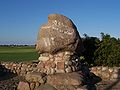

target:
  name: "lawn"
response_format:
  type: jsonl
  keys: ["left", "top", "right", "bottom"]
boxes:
{"left": 0, "top": 46, "right": 39, "bottom": 62}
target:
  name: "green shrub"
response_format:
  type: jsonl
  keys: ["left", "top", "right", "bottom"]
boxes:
{"left": 82, "top": 34, "right": 99, "bottom": 66}
{"left": 94, "top": 33, "right": 120, "bottom": 66}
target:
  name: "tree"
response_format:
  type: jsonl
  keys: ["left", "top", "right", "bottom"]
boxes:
{"left": 82, "top": 34, "right": 100, "bottom": 66}
{"left": 94, "top": 33, "right": 120, "bottom": 66}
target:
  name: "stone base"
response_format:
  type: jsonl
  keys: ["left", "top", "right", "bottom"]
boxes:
{"left": 18, "top": 72, "right": 86, "bottom": 90}
{"left": 37, "top": 51, "right": 82, "bottom": 74}
{"left": 18, "top": 71, "right": 102, "bottom": 90}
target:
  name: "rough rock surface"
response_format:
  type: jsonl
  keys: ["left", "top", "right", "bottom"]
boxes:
{"left": 17, "top": 81, "right": 30, "bottom": 90}
{"left": 25, "top": 72, "right": 47, "bottom": 84}
{"left": 35, "top": 84, "right": 57, "bottom": 90}
{"left": 36, "top": 14, "right": 84, "bottom": 55}
{"left": 47, "top": 72, "right": 85, "bottom": 86}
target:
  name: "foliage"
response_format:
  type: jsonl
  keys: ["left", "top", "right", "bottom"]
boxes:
{"left": 94, "top": 33, "right": 120, "bottom": 66}
{"left": 82, "top": 34, "right": 100, "bottom": 66}
{"left": 82, "top": 33, "right": 120, "bottom": 67}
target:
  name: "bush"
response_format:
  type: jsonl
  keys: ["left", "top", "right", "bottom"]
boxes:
{"left": 82, "top": 33, "right": 120, "bottom": 67}
{"left": 94, "top": 33, "right": 120, "bottom": 66}
{"left": 82, "top": 34, "right": 100, "bottom": 66}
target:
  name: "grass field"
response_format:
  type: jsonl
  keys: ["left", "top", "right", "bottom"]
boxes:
{"left": 0, "top": 46, "right": 39, "bottom": 62}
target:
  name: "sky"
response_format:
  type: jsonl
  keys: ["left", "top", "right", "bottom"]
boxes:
{"left": 0, "top": 0, "right": 120, "bottom": 45}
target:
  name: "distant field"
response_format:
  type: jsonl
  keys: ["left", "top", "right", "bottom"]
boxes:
{"left": 0, "top": 46, "right": 39, "bottom": 62}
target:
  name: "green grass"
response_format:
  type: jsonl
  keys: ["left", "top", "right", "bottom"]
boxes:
{"left": 0, "top": 46, "right": 39, "bottom": 62}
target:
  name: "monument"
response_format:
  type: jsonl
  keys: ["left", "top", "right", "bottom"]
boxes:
{"left": 17, "top": 14, "right": 101, "bottom": 90}
{"left": 36, "top": 14, "right": 84, "bottom": 74}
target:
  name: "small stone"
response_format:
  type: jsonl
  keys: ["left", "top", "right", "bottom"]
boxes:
{"left": 50, "top": 68, "right": 55, "bottom": 74}
{"left": 20, "top": 70, "right": 27, "bottom": 75}
{"left": 16, "top": 69, "right": 21, "bottom": 75}
{"left": 28, "top": 68, "right": 33, "bottom": 71}
{"left": 35, "top": 82, "right": 40, "bottom": 88}
{"left": 13, "top": 70, "right": 16, "bottom": 73}
{"left": 97, "top": 70, "right": 102, "bottom": 77}
{"left": 27, "top": 72, "right": 31, "bottom": 74}
{"left": 10, "top": 62, "right": 13, "bottom": 66}
{"left": 30, "top": 83, "right": 35, "bottom": 90}
{"left": 41, "top": 69, "right": 46, "bottom": 74}
{"left": 44, "top": 61, "right": 54, "bottom": 69}
{"left": 68, "top": 61, "right": 72, "bottom": 66}
{"left": 108, "top": 68, "right": 113, "bottom": 73}
{"left": 22, "top": 64, "right": 27, "bottom": 68}
{"left": 32, "top": 63, "right": 37, "bottom": 67}
{"left": 37, "top": 69, "right": 41, "bottom": 72}
{"left": 51, "top": 63, "right": 56, "bottom": 68}
{"left": 26, "top": 68, "right": 29, "bottom": 72}
{"left": 63, "top": 55, "right": 71, "bottom": 61}
{"left": 65, "top": 51, "right": 71, "bottom": 55}
{"left": 50, "top": 58, "right": 54, "bottom": 61}
{"left": 57, "top": 62, "right": 65, "bottom": 70}
{"left": 65, "top": 66, "right": 72, "bottom": 73}
{"left": 102, "top": 71, "right": 110, "bottom": 79}
{"left": 71, "top": 66, "right": 76, "bottom": 72}
{"left": 38, "top": 56, "right": 50, "bottom": 61}
{"left": 56, "top": 69, "right": 65, "bottom": 73}
{"left": 65, "top": 60, "right": 69, "bottom": 65}
{"left": 37, "top": 62, "right": 45, "bottom": 68}
{"left": 28, "top": 65, "right": 31, "bottom": 68}
{"left": 55, "top": 57, "right": 63, "bottom": 61}
{"left": 17, "top": 81, "right": 30, "bottom": 90}
{"left": 113, "top": 68, "right": 119, "bottom": 73}
{"left": 13, "top": 63, "right": 17, "bottom": 67}
{"left": 46, "top": 68, "right": 51, "bottom": 74}
{"left": 41, "top": 53, "right": 49, "bottom": 57}
{"left": 32, "top": 68, "right": 36, "bottom": 71}
{"left": 38, "top": 76, "right": 47, "bottom": 84}
{"left": 49, "top": 54, "right": 54, "bottom": 58}
{"left": 112, "top": 73, "right": 119, "bottom": 79}
{"left": 97, "top": 66, "right": 102, "bottom": 70}
{"left": 91, "top": 67, "right": 97, "bottom": 71}
{"left": 75, "top": 58, "right": 79, "bottom": 62}
{"left": 57, "top": 52, "right": 64, "bottom": 57}
{"left": 102, "top": 67, "right": 108, "bottom": 71}
{"left": 21, "top": 67, "right": 26, "bottom": 71}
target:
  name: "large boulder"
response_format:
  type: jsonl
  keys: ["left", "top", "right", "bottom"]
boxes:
{"left": 35, "top": 84, "right": 57, "bottom": 90}
{"left": 47, "top": 72, "right": 85, "bottom": 86}
{"left": 25, "top": 72, "right": 47, "bottom": 84}
{"left": 36, "top": 14, "right": 84, "bottom": 56}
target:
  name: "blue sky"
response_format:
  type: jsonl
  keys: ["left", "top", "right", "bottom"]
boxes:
{"left": 0, "top": 0, "right": 120, "bottom": 44}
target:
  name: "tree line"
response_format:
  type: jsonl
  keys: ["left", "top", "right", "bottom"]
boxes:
{"left": 0, "top": 44, "right": 35, "bottom": 47}
{"left": 82, "top": 32, "right": 120, "bottom": 67}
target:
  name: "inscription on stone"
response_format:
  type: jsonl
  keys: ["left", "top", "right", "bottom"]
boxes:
{"left": 36, "top": 14, "right": 84, "bottom": 55}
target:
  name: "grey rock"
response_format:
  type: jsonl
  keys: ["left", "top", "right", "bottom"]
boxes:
{"left": 35, "top": 84, "right": 57, "bottom": 90}
{"left": 17, "top": 81, "right": 30, "bottom": 90}
{"left": 36, "top": 14, "right": 84, "bottom": 56}
{"left": 25, "top": 72, "right": 46, "bottom": 83}
{"left": 47, "top": 72, "right": 85, "bottom": 86}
